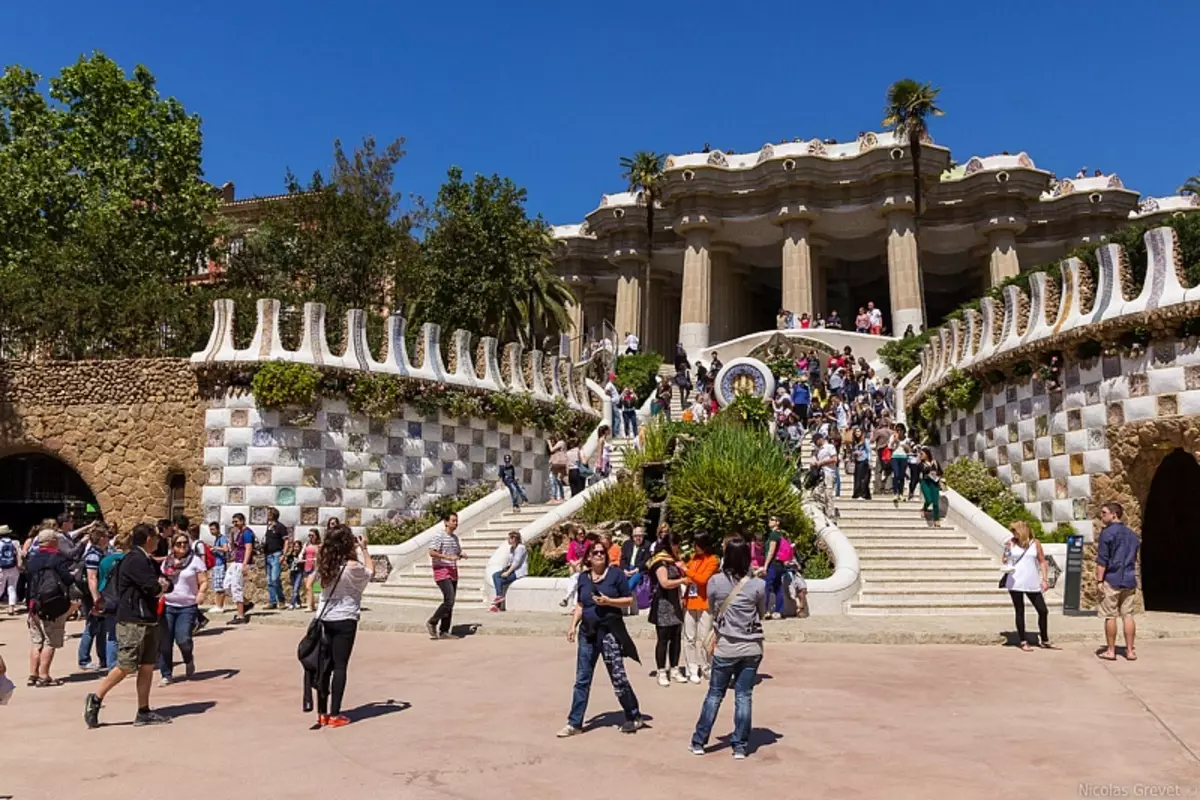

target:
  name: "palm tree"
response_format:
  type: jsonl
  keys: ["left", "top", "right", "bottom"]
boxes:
{"left": 619, "top": 151, "right": 666, "bottom": 347}
{"left": 1180, "top": 174, "right": 1200, "bottom": 196}
{"left": 506, "top": 229, "right": 574, "bottom": 349}
{"left": 882, "top": 79, "right": 944, "bottom": 224}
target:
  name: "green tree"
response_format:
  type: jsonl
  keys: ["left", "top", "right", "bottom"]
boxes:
{"left": 0, "top": 53, "right": 219, "bottom": 358}
{"left": 618, "top": 151, "right": 666, "bottom": 344}
{"left": 1180, "top": 174, "right": 1200, "bottom": 196}
{"left": 223, "top": 136, "right": 422, "bottom": 349}
{"left": 415, "top": 167, "right": 571, "bottom": 347}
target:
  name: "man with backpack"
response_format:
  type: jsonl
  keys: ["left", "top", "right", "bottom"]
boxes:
{"left": 0, "top": 524, "right": 22, "bottom": 615}
{"left": 77, "top": 527, "right": 112, "bottom": 672}
{"left": 26, "top": 528, "right": 76, "bottom": 687}
{"left": 226, "top": 513, "right": 255, "bottom": 625}
{"left": 85, "top": 523, "right": 173, "bottom": 728}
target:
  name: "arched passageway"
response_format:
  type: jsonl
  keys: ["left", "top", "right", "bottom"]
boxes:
{"left": 0, "top": 452, "right": 100, "bottom": 540}
{"left": 1141, "top": 448, "right": 1200, "bottom": 613}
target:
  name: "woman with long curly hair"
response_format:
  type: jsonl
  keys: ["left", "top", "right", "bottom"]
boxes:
{"left": 312, "top": 525, "right": 373, "bottom": 727}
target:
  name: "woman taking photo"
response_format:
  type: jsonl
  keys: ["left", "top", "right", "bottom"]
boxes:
{"left": 158, "top": 532, "right": 209, "bottom": 686}
{"left": 917, "top": 447, "right": 943, "bottom": 527}
{"left": 1003, "top": 521, "right": 1054, "bottom": 651}
{"left": 647, "top": 533, "right": 690, "bottom": 687}
{"left": 312, "top": 525, "right": 373, "bottom": 727}
{"left": 559, "top": 542, "right": 643, "bottom": 737}
{"left": 690, "top": 537, "right": 767, "bottom": 759}
{"left": 888, "top": 423, "right": 910, "bottom": 503}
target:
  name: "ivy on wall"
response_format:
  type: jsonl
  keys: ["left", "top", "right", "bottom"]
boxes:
{"left": 233, "top": 361, "right": 596, "bottom": 439}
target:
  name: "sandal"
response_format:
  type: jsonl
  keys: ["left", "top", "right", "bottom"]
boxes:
{"left": 1019, "top": 642, "right": 1033, "bottom": 652}
{"left": 26, "top": 675, "right": 38, "bottom": 687}
{"left": 1096, "top": 652, "right": 1117, "bottom": 662}
{"left": 34, "top": 677, "right": 64, "bottom": 687}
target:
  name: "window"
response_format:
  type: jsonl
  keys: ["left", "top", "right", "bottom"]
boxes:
{"left": 167, "top": 473, "right": 186, "bottom": 522}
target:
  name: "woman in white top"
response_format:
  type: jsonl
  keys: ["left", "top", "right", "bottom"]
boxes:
{"left": 158, "top": 532, "right": 209, "bottom": 685}
{"left": 1003, "top": 521, "right": 1053, "bottom": 651}
{"left": 313, "top": 525, "right": 374, "bottom": 727}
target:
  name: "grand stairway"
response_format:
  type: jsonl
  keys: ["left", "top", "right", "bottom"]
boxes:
{"left": 365, "top": 503, "right": 557, "bottom": 607}
{"left": 836, "top": 497, "right": 1009, "bottom": 615}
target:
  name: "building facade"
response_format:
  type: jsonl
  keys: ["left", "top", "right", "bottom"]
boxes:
{"left": 552, "top": 132, "right": 1200, "bottom": 358}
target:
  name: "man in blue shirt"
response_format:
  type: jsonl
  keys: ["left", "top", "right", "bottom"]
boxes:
{"left": 1095, "top": 502, "right": 1140, "bottom": 661}
{"left": 790, "top": 376, "right": 811, "bottom": 427}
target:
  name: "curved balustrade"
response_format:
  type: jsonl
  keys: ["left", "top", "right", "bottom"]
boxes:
{"left": 913, "top": 225, "right": 1198, "bottom": 402}
{"left": 190, "top": 298, "right": 599, "bottom": 416}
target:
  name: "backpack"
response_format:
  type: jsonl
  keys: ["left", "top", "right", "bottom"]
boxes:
{"left": 195, "top": 541, "right": 216, "bottom": 570}
{"left": 30, "top": 563, "right": 71, "bottom": 620}
{"left": 100, "top": 554, "right": 125, "bottom": 614}
{"left": 777, "top": 537, "right": 795, "bottom": 564}
{"left": 0, "top": 538, "right": 16, "bottom": 569}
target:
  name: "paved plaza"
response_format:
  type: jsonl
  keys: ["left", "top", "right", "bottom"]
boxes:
{"left": 3, "top": 616, "right": 1199, "bottom": 799}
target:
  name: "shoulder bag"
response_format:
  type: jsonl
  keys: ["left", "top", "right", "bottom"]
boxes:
{"left": 998, "top": 541, "right": 1031, "bottom": 589}
{"left": 298, "top": 565, "right": 343, "bottom": 668}
{"left": 702, "top": 576, "right": 750, "bottom": 659}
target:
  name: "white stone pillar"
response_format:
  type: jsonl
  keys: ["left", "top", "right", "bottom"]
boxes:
{"left": 566, "top": 285, "right": 586, "bottom": 361}
{"left": 885, "top": 208, "right": 925, "bottom": 334}
{"left": 613, "top": 261, "right": 641, "bottom": 345}
{"left": 780, "top": 218, "right": 815, "bottom": 319}
{"left": 679, "top": 227, "right": 712, "bottom": 357}
{"left": 987, "top": 229, "right": 1021, "bottom": 286}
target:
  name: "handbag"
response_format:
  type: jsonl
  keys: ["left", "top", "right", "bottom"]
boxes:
{"left": 880, "top": 446, "right": 892, "bottom": 464}
{"left": 998, "top": 541, "right": 1031, "bottom": 589}
{"left": 703, "top": 576, "right": 750, "bottom": 658}
{"left": 298, "top": 566, "right": 343, "bottom": 673}
{"left": 634, "top": 576, "right": 653, "bottom": 610}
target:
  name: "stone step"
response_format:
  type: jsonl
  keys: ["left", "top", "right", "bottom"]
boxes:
{"left": 365, "top": 584, "right": 470, "bottom": 604}
{"left": 858, "top": 590, "right": 1011, "bottom": 605}
{"left": 835, "top": 510, "right": 942, "bottom": 522}
{"left": 837, "top": 520, "right": 958, "bottom": 531}
{"left": 409, "top": 561, "right": 490, "bottom": 576}
{"left": 863, "top": 577, "right": 1003, "bottom": 591}
{"left": 855, "top": 557, "right": 997, "bottom": 570}
{"left": 842, "top": 535, "right": 974, "bottom": 546}
{"left": 863, "top": 567, "right": 1000, "bottom": 579}
{"left": 854, "top": 547, "right": 991, "bottom": 559}
{"left": 851, "top": 541, "right": 981, "bottom": 552}
{"left": 847, "top": 603, "right": 1011, "bottom": 616}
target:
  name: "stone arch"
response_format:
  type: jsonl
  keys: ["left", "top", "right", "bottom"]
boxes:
{"left": 1087, "top": 417, "right": 1200, "bottom": 612}
{"left": 0, "top": 449, "right": 100, "bottom": 536}
{"left": 1142, "top": 449, "right": 1200, "bottom": 612}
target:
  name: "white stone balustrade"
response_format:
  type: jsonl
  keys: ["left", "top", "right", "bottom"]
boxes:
{"left": 914, "top": 225, "right": 1195, "bottom": 399}
{"left": 190, "top": 298, "right": 599, "bottom": 416}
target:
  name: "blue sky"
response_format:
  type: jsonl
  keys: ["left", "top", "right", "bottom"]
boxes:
{"left": 3, "top": 0, "right": 1198, "bottom": 226}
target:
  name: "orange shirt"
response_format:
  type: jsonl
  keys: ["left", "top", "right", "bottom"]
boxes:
{"left": 683, "top": 554, "right": 720, "bottom": 611}
{"left": 608, "top": 543, "right": 622, "bottom": 568}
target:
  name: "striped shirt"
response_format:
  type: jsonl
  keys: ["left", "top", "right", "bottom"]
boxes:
{"left": 430, "top": 531, "right": 462, "bottom": 582}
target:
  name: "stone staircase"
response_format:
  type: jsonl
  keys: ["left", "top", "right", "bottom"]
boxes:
{"left": 836, "top": 497, "right": 1010, "bottom": 616}
{"left": 365, "top": 503, "right": 557, "bottom": 607}
{"left": 655, "top": 364, "right": 691, "bottom": 419}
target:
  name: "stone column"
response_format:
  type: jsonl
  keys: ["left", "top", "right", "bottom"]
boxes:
{"left": 811, "top": 243, "right": 826, "bottom": 319}
{"left": 566, "top": 285, "right": 586, "bottom": 361}
{"left": 730, "top": 263, "right": 751, "bottom": 338}
{"left": 613, "top": 260, "right": 641, "bottom": 345}
{"left": 885, "top": 208, "right": 925, "bottom": 334}
{"left": 780, "top": 218, "right": 815, "bottom": 318}
{"left": 679, "top": 227, "right": 713, "bottom": 358}
{"left": 987, "top": 229, "right": 1021, "bottom": 286}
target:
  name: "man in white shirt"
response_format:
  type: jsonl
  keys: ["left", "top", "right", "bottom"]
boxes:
{"left": 867, "top": 301, "right": 883, "bottom": 335}
{"left": 811, "top": 431, "right": 839, "bottom": 519}
{"left": 624, "top": 331, "right": 639, "bottom": 355}
{"left": 490, "top": 531, "right": 528, "bottom": 612}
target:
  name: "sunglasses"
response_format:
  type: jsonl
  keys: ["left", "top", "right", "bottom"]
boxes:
{"left": 589, "top": 550, "right": 606, "bottom": 556}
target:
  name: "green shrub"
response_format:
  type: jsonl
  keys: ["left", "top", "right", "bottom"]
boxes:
{"left": 668, "top": 422, "right": 807, "bottom": 544}
{"left": 919, "top": 394, "right": 943, "bottom": 422}
{"left": 878, "top": 334, "right": 931, "bottom": 377}
{"left": 251, "top": 361, "right": 323, "bottom": 409}
{"left": 723, "top": 394, "right": 773, "bottom": 429}
{"left": 765, "top": 354, "right": 795, "bottom": 380}
{"left": 943, "top": 458, "right": 1045, "bottom": 539}
{"left": 574, "top": 478, "right": 648, "bottom": 525}
{"left": 1041, "top": 522, "right": 1075, "bottom": 544}
{"left": 527, "top": 544, "right": 569, "bottom": 578}
{"left": 943, "top": 369, "right": 981, "bottom": 412}
{"left": 614, "top": 352, "right": 664, "bottom": 400}
{"left": 801, "top": 548, "right": 833, "bottom": 580}
{"left": 366, "top": 481, "right": 496, "bottom": 546}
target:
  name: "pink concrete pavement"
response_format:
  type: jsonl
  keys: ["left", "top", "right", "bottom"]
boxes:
{"left": 1, "top": 617, "right": 1198, "bottom": 799}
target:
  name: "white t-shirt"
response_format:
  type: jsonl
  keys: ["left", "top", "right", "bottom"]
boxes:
{"left": 315, "top": 562, "right": 372, "bottom": 622}
{"left": 869, "top": 308, "right": 882, "bottom": 328}
{"left": 163, "top": 555, "right": 208, "bottom": 607}
{"left": 815, "top": 442, "right": 838, "bottom": 483}
{"left": 625, "top": 334, "right": 639, "bottom": 351}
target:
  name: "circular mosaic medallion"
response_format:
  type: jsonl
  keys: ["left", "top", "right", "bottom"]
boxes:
{"left": 714, "top": 357, "right": 776, "bottom": 408}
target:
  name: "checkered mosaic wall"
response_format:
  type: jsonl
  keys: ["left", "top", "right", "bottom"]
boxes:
{"left": 200, "top": 392, "right": 549, "bottom": 537}
{"left": 934, "top": 342, "right": 1200, "bottom": 539}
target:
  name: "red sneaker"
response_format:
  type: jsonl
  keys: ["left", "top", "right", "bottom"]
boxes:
{"left": 318, "top": 714, "right": 330, "bottom": 727}
{"left": 325, "top": 715, "right": 351, "bottom": 728}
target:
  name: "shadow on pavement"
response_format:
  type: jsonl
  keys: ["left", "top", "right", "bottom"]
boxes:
{"left": 188, "top": 668, "right": 240, "bottom": 681}
{"left": 715, "top": 727, "right": 783, "bottom": 755}
{"left": 344, "top": 700, "right": 411, "bottom": 722}
{"left": 449, "top": 623, "right": 481, "bottom": 638}
{"left": 104, "top": 701, "right": 218, "bottom": 727}
{"left": 584, "top": 710, "right": 655, "bottom": 731}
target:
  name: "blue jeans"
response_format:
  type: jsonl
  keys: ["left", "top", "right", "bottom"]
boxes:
{"left": 568, "top": 631, "right": 641, "bottom": 729}
{"left": 834, "top": 463, "right": 842, "bottom": 496}
{"left": 290, "top": 570, "right": 304, "bottom": 606}
{"left": 266, "top": 551, "right": 284, "bottom": 606}
{"left": 103, "top": 615, "right": 118, "bottom": 671}
{"left": 550, "top": 471, "right": 566, "bottom": 501}
{"left": 505, "top": 480, "right": 528, "bottom": 507}
{"left": 157, "top": 604, "right": 197, "bottom": 679}
{"left": 626, "top": 572, "right": 642, "bottom": 593}
{"left": 492, "top": 570, "right": 519, "bottom": 600}
{"left": 621, "top": 409, "right": 638, "bottom": 437}
{"left": 691, "top": 654, "right": 762, "bottom": 754}
{"left": 610, "top": 406, "right": 621, "bottom": 435}
{"left": 78, "top": 612, "right": 108, "bottom": 668}
{"left": 765, "top": 561, "right": 786, "bottom": 615}
{"left": 891, "top": 457, "right": 908, "bottom": 496}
